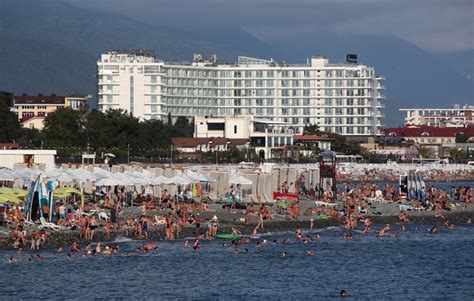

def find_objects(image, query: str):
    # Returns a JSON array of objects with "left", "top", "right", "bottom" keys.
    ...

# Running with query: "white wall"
[{"left": 0, "top": 150, "right": 57, "bottom": 170}]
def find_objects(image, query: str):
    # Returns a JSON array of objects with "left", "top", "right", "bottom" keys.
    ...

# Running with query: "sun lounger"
[
  {"left": 38, "top": 217, "right": 64, "bottom": 231},
  {"left": 314, "top": 201, "right": 338, "bottom": 207}
]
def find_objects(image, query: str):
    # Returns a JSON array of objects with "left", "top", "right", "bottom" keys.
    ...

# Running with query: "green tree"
[
  {"left": 42, "top": 107, "right": 85, "bottom": 153},
  {"left": 455, "top": 133, "right": 468, "bottom": 143},
  {"left": 303, "top": 123, "right": 322, "bottom": 135},
  {"left": 0, "top": 95, "right": 22, "bottom": 142}
]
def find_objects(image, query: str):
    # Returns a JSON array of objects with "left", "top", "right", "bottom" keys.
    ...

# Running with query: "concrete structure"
[
  {"left": 0, "top": 149, "right": 57, "bottom": 170},
  {"left": 11, "top": 93, "right": 91, "bottom": 129},
  {"left": 194, "top": 115, "right": 294, "bottom": 160},
  {"left": 293, "top": 135, "right": 334, "bottom": 158},
  {"left": 384, "top": 125, "right": 474, "bottom": 159},
  {"left": 400, "top": 105, "right": 474, "bottom": 128},
  {"left": 97, "top": 51, "right": 385, "bottom": 140}
]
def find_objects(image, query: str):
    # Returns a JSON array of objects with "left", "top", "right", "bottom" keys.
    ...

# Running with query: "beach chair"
[
  {"left": 153, "top": 215, "right": 166, "bottom": 226},
  {"left": 98, "top": 211, "right": 110, "bottom": 221},
  {"left": 38, "top": 217, "right": 64, "bottom": 231}
]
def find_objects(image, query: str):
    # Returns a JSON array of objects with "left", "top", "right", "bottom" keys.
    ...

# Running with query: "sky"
[{"left": 67, "top": 0, "right": 474, "bottom": 52}]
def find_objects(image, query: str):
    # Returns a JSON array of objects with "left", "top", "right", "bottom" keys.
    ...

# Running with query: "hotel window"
[
  {"left": 347, "top": 108, "right": 354, "bottom": 115},
  {"left": 256, "top": 71, "right": 263, "bottom": 78},
  {"left": 267, "top": 70, "right": 274, "bottom": 77},
  {"left": 282, "top": 90, "right": 289, "bottom": 97},
  {"left": 303, "top": 90, "right": 310, "bottom": 96},
  {"left": 256, "top": 99, "right": 264, "bottom": 106},
  {"left": 267, "top": 108, "right": 274, "bottom": 115},
  {"left": 267, "top": 99, "right": 274, "bottom": 106},
  {"left": 335, "top": 108, "right": 343, "bottom": 115},
  {"left": 281, "top": 80, "right": 289, "bottom": 87},
  {"left": 292, "top": 71, "right": 299, "bottom": 77},
  {"left": 292, "top": 80, "right": 299, "bottom": 87},
  {"left": 325, "top": 80, "right": 332, "bottom": 87},
  {"left": 266, "top": 80, "right": 274, "bottom": 87},
  {"left": 303, "top": 108, "right": 310, "bottom": 115},
  {"left": 336, "top": 117, "right": 343, "bottom": 124},
  {"left": 303, "top": 80, "right": 310, "bottom": 87},
  {"left": 151, "top": 76, "right": 157, "bottom": 84},
  {"left": 282, "top": 108, "right": 288, "bottom": 115},
  {"left": 304, "top": 70, "right": 310, "bottom": 77},
  {"left": 324, "top": 108, "right": 332, "bottom": 115},
  {"left": 293, "top": 108, "right": 299, "bottom": 115},
  {"left": 245, "top": 71, "right": 252, "bottom": 78},
  {"left": 335, "top": 127, "right": 343, "bottom": 134},
  {"left": 292, "top": 117, "right": 299, "bottom": 124},
  {"left": 282, "top": 71, "right": 289, "bottom": 77},
  {"left": 336, "top": 99, "right": 343, "bottom": 106},
  {"left": 347, "top": 117, "right": 354, "bottom": 124},
  {"left": 303, "top": 99, "right": 310, "bottom": 106},
  {"left": 256, "top": 108, "right": 263, "bottom": 115},
  {"left": 151, "top": 95, "right": 157, "bottom": 103},
  {"left": 293, "top": 99, "right": 300, "bottom": 106},
  {"left": 346, "top": 127, "right": 354, "bottom": 134},
  {"left": 282, "top": 99, "right": 289, "bottom": 106}
]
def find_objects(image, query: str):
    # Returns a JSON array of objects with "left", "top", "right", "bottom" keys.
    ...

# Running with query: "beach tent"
[{"left": 229, "top": 174, "right": 253, "bottom": 185}]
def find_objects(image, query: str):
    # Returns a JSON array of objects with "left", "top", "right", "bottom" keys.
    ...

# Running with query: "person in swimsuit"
[{"left": 89, "top": 216, "right": 98, "bottom": 241}]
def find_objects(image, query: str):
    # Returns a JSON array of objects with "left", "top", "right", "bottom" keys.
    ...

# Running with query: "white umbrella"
[
  {"left": 229, "top": 174, "right": 252, "bottom": 185},
  {"left": 0, "top": 169, "right": 14, "bottom": 181},
  {"left": 169, "top": 175, "right": 191, "bottom": 185},
  {"left": 93, "top": 168, "right": 112, "bottom": 180},
  {"left": 96, "top": 177, "right": 125, "bottom": 186},
  {"left": 57, "top": 172, "right": 74, "bottom": 183}
]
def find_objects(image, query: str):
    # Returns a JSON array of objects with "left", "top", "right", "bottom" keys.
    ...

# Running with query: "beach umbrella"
[
  {"left": 0, "top": 170, "right": 14, "bottom": 181},
  {"left": 0, "top": 193, "right": 23, "bottom": 204},
  {"left": 44, "top": 168, "right": 63, "bottom": 179},
  {"left": 0, "top": 187, "right": 28, "bottom": 197},
  {"left": 95, "top": 177, "right": 125, "bottom": 186},
  {"left": 169, "top": 175, "right": 192, "bottom": 185},
  {"left": 57, "top": 172, "right": 74, "bottom": 183},
  {"left": 229, "top": 174, "right": 252, "bottom": 185},
  {"left": 53, "top": 187, "right": 82, "bottom": 195}
]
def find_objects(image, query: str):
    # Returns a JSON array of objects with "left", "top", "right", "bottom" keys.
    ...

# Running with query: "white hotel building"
[{"left": 97, "top": 51, "right": 384, "bottom": 140}]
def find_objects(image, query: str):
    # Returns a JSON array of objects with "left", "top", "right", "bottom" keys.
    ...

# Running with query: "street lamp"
[
  {"left": 245, "top": 140, "right": 251, "bottom": 162},
  {"left": 226, "top": 139, "right": 231, "bottom": 163},
  {"left": 208, "top": 139, "right": 217, "bottom": 166}
]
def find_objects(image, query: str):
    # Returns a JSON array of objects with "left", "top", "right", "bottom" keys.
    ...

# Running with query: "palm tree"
[{"left": 416, "top": 145, "right": 431, "bottom": 160}]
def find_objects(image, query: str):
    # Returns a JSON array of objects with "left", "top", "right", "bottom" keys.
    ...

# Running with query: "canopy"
[
  {"left": 0, "top": 187, "right": 28, "bottom": 197},
  {"left": 0, "top": 169, "right": 14, "bottom": 181},
  {"left": 95, "top": 177, "right": 126, "bottom": 186},
  {"left": 53, "top": 187, "right": 82, "bottom": 195},
  {"left": 229, "top": 174, "right": 253, "bottom": 185},
  {"left": 0, "top": 193, "right": 23, "bottom": 204}
]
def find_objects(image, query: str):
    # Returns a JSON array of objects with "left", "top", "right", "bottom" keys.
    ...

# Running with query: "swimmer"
[
  {"left": 429, "top": 226, "right": 439, "bottom": 234},
  {"left": 303, "top": 235, "right": 312, "bottom": 244},
  {"left": 280, "top": 251, "right": 288, "bottom": 259},
  {"left": 65, "top": 253, "right": 72, "bottom": 259},
  {"left": 56, "top": 247, "right": 63, "bottom": 253},
  {"left": 95, "top": 242, "right": 102, "bottom": 254},
  {"left": 193, "top": 239, "right": 200, "bottom": 250},
  {"left": 444, "top": 221, "right": 455, "bottom": 230},
  {"left": 233, "top": 249, "right": 238, "bottom": 254},
  {"left": 36, "top": 254, "right": 43, "bottom": 261},
  {"left": 283, "top": 238, "right": 290, "bottom": 244},
  {"left": 71, "top": 242, "right": 80, "bottom": 253},
  {"left": 310, "top": 218, "right": 314, "bottom": 230},
  {"left": 17, "top": 248, "right": 22, "bottom": 254},
  {"left": 306, "top": 249, "right": 314, "bottom": 256},
  {"left": 467, "top": 218, "right": 472, "bottom": 224},
  {"left": 136, "top": 247, "right": 143, "bottom": 254},
  {"left": 184, "top": 240, "right": 189, "bottom": 248},
  {"left": 144, "top": 242, "right": 157, "bottom": 252},
  {"left": 295, "top": 227, "right": 302, "bottom": 240},
  {"left": 102, "top": 246, "right": 113, "bottom": 255},
  {"left": 223, "top": 242, "right": 228, "bottom": 247},
  {"left": 343, "top": 232, "right": 352, "bottom": 240},
  {"left": 316, "top": 233, "right": 321, "bottom": 239},
  {"left": 242, "top": 248, "right": 249, "bottom": 254},
  {"left": 27, "top": 255, "right": 34, "bottom": 262},
  {"left": 256, "top": 241, "right": 262, "bottom": 248},
  {"left": 127, "top": 252, "right": 132, "bottom": 257},
  {"left": 272, "top": 239, "right": 277, "bottom": 245},
  {"left": 400, "top": 225, "right": 406, "bottom": 231},
  {"left": 340, "top": 289, "right": 347, "bottom": 297},
  {"left": 9, "top": 256, "right": 17, "bottom": 263}
]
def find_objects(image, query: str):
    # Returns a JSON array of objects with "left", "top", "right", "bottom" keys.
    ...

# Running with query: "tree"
[
  {"left": 0, "top": 95, "right": 22, "bottom": 142},
  {"left": 42, "top": 107, "right": 85, "bottom": 153},
  {"left": 303, "top": 123, "right": 322, "bottom": 136},
  {"left": 455, "top": 133, "right": 468, "bottom": 143},
  {"left": 416, "top": 145, "right": 431, "bottom": 159}
]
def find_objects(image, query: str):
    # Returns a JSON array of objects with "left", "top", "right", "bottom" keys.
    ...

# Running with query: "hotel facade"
[{"left": 97, "top": 51, "right": 384, "bottom": 140}]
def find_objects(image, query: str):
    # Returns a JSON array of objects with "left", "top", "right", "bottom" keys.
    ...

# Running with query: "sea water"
[{"left": 1, "top": 223, "right": 473, "bottom": 299}]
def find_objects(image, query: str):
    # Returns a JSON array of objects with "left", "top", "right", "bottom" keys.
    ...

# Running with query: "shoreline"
[{"left": 1, "top": 209, "right": 472, "bottom": 251}]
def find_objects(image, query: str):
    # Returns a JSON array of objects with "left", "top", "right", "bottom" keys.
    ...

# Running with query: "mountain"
[
  {"left": 0, "top": 0, "right": 276, "bottom": 95},
  {"left": 0, "top": 36, "right": 96, "bottom": 95},
  {"left": 0, "top": 0, "right": 472, "bottom": 127}
]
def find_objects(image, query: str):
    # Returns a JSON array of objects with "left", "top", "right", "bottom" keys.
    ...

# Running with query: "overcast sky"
[{"left": 68, "top": 0, "right": 473, "bottom": 52}]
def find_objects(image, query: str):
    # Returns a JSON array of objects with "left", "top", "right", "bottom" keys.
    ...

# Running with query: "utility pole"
[{"left": 127, "top": 143, "right": 130, "bottom": 164}]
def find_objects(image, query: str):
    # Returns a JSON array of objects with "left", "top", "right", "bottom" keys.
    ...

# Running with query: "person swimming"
[
  {"left": 429, "top": 226, "right": 439, "bottom": 234},
  {"left": 280, "top": 252, "right": 288, "bottom": 259},
  {"left": 339, "top": 289, "right": 347, "bottom": 297},
  {"left": 184, "top": 240, "right": 189, "bottom": 248},
  {"left": 306, "top": 249, "right": 314, "bottom": 256}
]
